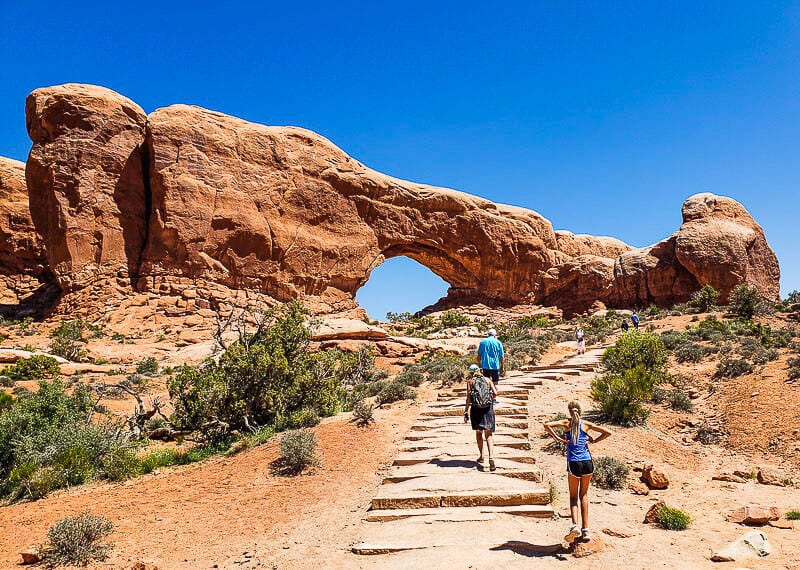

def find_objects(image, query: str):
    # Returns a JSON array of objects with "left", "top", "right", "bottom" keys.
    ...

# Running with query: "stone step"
[
  {"left": 365, "top": 504, "right": 554, "bottom": 522},
  {"left": 382, "top": 461, "right": 541, "bottom": 484},
  {"left": 399, "top": 440, "right": 531, "bottom": 453},
  {"left": 352, "top": 515, "right": 558, "bottom": 557},
  {"left": 371, "top": 488, "right": 550, "bottom": 510},
  {"left": 404, "top": 430, "right": 528, "bottom": 441},
  {"left": 420, "top": 406, "right": 527, "bottom": 417},
  {"left": 393, "top": 449, "right": 536, "bottom": 466}
]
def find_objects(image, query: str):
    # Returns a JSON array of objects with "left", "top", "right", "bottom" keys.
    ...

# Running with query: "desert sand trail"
[{"left": 351, "top": 349, "right": 605, "bottom": 567}]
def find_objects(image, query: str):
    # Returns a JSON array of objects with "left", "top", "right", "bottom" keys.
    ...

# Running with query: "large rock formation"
[
  {"left": 25, "top": 84, "right": 149, "bottom": 290},
  {"left": 0, "top": 157, "right": 49, "bottom": 304},
  {"left": 11, "top": 84, "right": 780, "bottom": 316}
]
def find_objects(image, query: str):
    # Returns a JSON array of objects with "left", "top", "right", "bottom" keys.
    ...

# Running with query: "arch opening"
[{"left": 355, "top": 256, "right": 450, "bottom": 320}]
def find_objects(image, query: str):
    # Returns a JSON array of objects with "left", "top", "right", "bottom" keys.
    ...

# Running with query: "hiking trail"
[{"left": 352, "top": 348, "right": 605, "bottom": 565}]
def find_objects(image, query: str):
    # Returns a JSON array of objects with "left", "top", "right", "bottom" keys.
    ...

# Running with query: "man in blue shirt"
[{"left": 477, "top": 328, "right": 505, "bottom": 387}]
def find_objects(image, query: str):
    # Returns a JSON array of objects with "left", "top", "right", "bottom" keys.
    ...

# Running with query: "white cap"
[
  {"left": 469, "top": 364, "right": 479, "bottom": 372},
  {"left": 487, "top": 328, "right": 497, "bottom": 336}
]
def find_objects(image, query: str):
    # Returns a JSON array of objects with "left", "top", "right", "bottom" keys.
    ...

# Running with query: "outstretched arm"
[
  {"left": 543, "top": 419, "right": 569, "bottom": 443},
  {"left": 584, "top": 421, "right": 612, "bottom": 444},
  {"left": 464, "top": 380, "right": 472, "bottom": 415}
]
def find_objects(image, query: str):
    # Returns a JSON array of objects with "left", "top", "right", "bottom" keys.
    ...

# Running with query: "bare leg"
[
  {"left": 483, "top": 429, "right": 494, "bottom": 459},
  {"left": 475, "top": 430, "right": 484, "bottom": 461},
  {"left": 568, "top": 473, "right": 580, "bottom": 525},
  {"left": 579, "top": 474, "right": 592, "bottom": 529}
]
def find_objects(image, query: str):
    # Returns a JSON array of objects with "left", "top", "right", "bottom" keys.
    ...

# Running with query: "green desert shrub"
[
  {"left": 39, "top": 512, "right": 114, "bottom": 567},
  {"left": 2, "top": 355, "right": 61, "bottom": 382},
  {"left": 689, "top": 285, "right": 720, "bottom": 312},
  {"left": 655, "top": 505, "right": 692, "bottom": 530},
  {"left": 715, "top": 358, "right": 754, "bottom": 378},
  {"left": 352, "top": 398, "right": 375, "bottom": 425},
  {"left": 788, "top": 357, "right": 800, "bottom": 380},
  {"left": 591, "top": 365, "right": 658, "bottom": 425},
  {"left": 440, "top": 310, "right": 471, "bottom": 328},
  {"left": 728, "top": 284, "right": 771, "bottom": 319},
  {"left": 49, "top": 319, "right": 88, "bottom": 362},
  {"left": 284, "top": 408, "right": 321, "bottom": 430},
  {"left": 278, "top": 429, "right": 319, "bottom": 474},
  {"left": 0, "top": 391, "right": 12, "bottom": 412},
  {"left": 602, "top": 331, "right": 668, "bottom": 375},
  {"left": 666, "top": 390, "right": 693, "bottom": 412},
  {"left": 673, "top": 342, "right": 708, "bottom": 363},
  {"left": 376, "top": 380, "right": 416, "bottom": 405},
  {"left": 785, "top": 510, "right": 800, "bottom": 520},
  {"left": 168, "top": 302, "right": 360, "bottom": 440},
  {"left": 695, "top": 422, "right": 723, "bottom": 445},
  {"left": 0, "top": 380, "right": 134, "bottom": 500},
  {"left": 135, "top": 357, "right": 159, "bottom": 376},
  {"left": 592, "top": 456, "right": 629, "bottom": 489}
]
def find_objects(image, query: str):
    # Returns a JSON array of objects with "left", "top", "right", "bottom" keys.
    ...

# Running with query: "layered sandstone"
[
  {"left": 25, "top": 84, "right": 149, "bottom": 290},
  {"left": 14, "top": 84, "right": 780, "bottom": 316},
  {"left": 0, "top": 157, "right": 49, "bottom": 304}
]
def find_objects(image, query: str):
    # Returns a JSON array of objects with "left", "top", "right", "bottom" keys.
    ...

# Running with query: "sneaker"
[
  {"left": 488, "top": 458, "right": 496, "bottom": 471},
  {"left": 564, "top": 525, "right": 581, "bottom": 543},
  {"left": 581, "top": 528, "right": 591, "bottom": 541}
]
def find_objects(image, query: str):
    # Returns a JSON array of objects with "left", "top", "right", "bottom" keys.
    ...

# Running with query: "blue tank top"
[{"left": 566, "top": 420, "right": 592, "bottom": 462}]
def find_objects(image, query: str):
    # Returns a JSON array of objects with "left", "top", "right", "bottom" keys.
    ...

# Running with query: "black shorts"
[
  {"left": 567, "top": 460, "right": 595, "bottom": 477},
  {"left": 482, "top": 369, "right": 500, "bottom": 383}
]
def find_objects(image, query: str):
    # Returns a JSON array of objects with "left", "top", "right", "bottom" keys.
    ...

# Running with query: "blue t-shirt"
[{"left": 477, "top": 336, "right": 504, "bottom": 370}]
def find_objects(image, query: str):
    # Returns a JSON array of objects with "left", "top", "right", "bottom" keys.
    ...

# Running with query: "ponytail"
[{"left": 568, "top": 401, "right": 582, "bottom": 442}]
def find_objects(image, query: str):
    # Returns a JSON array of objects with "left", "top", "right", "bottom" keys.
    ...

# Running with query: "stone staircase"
[{"left": 352, "top": 349, "right": 604, "bottom": 562}]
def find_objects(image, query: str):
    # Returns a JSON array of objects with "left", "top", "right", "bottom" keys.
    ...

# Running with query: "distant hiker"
[
  {"left": 477, "top": 328, "right": 505, "bottom": 389},
  {"left": 464, "top": 364, "right": 498, "bottom": 471},
  {"left": 631, "top": 312, "right": 640, "bottom": 330},
  {"left": 575, "top": 327, "right": 585, "bottom": 355},
  {"left": 544, "top": 401, "right": 612, "bottom": 544},
  {"left": 621, "top": 319, "right": 629, "bottom": 332}
]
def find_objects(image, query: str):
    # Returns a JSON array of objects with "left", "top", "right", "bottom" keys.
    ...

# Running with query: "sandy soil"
[{"left": 2, "top": 311, "right": 800, "bottom": 568}]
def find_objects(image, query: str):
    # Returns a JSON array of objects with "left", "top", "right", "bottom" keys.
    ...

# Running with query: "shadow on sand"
[{"left": 490, "top": 541, "right": 566, "bottom": 559}]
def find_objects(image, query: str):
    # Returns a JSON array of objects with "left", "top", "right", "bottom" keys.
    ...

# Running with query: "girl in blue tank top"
[{"left": 544, "top": 401, "right": 612, "bottom": 544}]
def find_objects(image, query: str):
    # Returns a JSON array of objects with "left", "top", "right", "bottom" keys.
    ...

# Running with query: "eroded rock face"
[
  {"left": 140, "top": 104, "right": 557, "bottom": 306},
  {"left": 25, "top": 83, "right": 148, "bottom": 291},
  {"left": 18, "top": 84, "right": 781, "bottom": 316},
  {"left": 675, "top": 193, "right": 780, "bottom": 302},
  {"left": 0, "top": 157, "right": 49, "bottom": 303}
]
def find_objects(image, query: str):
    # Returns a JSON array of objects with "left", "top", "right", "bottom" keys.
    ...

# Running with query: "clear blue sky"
[{"left": 2, "top": 1, "right": 798, "bottom": 319}]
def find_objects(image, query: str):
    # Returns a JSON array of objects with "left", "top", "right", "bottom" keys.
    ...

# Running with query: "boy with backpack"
[{"left": 464, "top": 364, "right": 498, "bottom": 470}]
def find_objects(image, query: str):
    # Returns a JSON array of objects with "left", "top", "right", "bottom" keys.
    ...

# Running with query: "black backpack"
[{"left": 470, "top": 374, "right": 493, "bottom": 408}]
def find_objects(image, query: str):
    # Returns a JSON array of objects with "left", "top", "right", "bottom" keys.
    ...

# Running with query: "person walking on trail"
[
  {"left": 631, "top": 312, "right": 640, "bottom": 330},
  {"left": 621, "top": 319, "right": 629, "bottom": 333},
  {"left": 477, "top": 328, "right": 505, "bottom": 388},
  {"left": 464, "top": 364, "right": 498, "bottom": 471},
  {"left": 575, "top": 326, "right": 586, "bottom": 355},
  {"left": 544, "top": 401, "right": 612, "bottom": 543}
]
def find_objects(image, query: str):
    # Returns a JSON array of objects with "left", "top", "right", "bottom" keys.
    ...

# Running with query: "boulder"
[
  {"left": 711, "top": 530, "right": 771, "bottom": 562},
  {"left": 628, "top": 480, "right": 650, "bottom": 495},
  {"left": 19, "top": 549, "right": 41, "bottom": 565},
  {"left": 675, "top": 193, "right": 780, "bottom": 302},
  {"left": 727, "top": 505, "right": 781, "bottom": 525},
  {"left": 312, "top": 319, "right": 389, "bottom": 341},
  {"left": 756, "top": 469, "right": 785, "bottom": 487},
  {"left": 713, "top": 472, "right": 747, "bottom": 484},
  {"left": 641, "top": 465, "right": 669, "bottom": 489},
  {"left": 570, "top": 537, "right": 607, "bottom": 558},
  {"left": 643, "top": 500, "right": 666, "bottom": 524}
]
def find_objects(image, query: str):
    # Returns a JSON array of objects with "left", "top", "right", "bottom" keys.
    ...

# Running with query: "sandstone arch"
[{"left": 17, "top": 84, "right": 780, "bottom": 316}]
